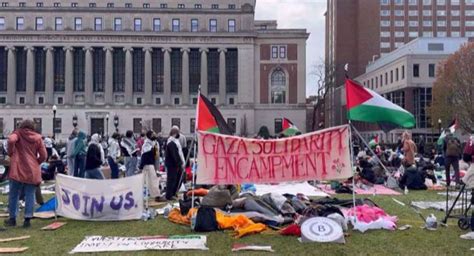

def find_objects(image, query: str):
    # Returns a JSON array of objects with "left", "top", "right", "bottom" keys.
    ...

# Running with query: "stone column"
[
  {"left": 25, "top": 46, "right": 35, "bottom": 105},
  {"left": 104, "top": 47, "right": 113, "bottom": 105},
  {"left": 64, "top": 47, "right": 74, "bottom": 105},
  {"left": 44, "top": 47, "right": 54, "bottom": 105},
  {"left": 124, "top": 47, "right": 133, "bottom": 105},
  {"left": 181, "top": 48, "right": 190, "bottom": 105},
  {"left": 6, "top": 46, "right": 16, "bottom": 104},
  {"left": 144, "top": 47, "right": 153, "bottom": 105},
  {"left": 200, "top": 48, "right": 208, "bottom": 95},
  {"left": 84, "top": 47, "right": 93, "bottom": 105},
  {"left": 218, "top": 48, "right": 227, "bottom": 105},
  {"left": 162, "top": 48, "right": 171, "bottom": 105}
]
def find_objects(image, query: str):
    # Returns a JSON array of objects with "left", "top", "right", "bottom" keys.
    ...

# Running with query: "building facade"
[
  {"left": 325, "top": 0, "right": 474, "bottom": 127},
  {"left": 351, "top": 37, "right": 467, "bottom": 143},
  {"left": 0, "top": 0, "right": 309, "bottom": 141}
]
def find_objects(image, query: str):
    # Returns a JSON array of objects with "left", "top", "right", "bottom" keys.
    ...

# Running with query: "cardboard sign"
[
  {"left": 55, "top": 174, "right": 144, "bottom": 221},
  {"left": 300, "top": 217, "right": 345, "bottom": 244},
  {"left": 196, "top": 125, "right": 352, "bottom": 184},
  {"left": 41, "top": 222, "right": 66, "bottom": 231},
  {"left": 0, "top": 236, "right": 30, "bottom": 243},
  {"left": 0, "top": 247, "right": 28, "bottom": 253},
  {"left": 70, "top": 235, "right": 208, "bottom": 253}
]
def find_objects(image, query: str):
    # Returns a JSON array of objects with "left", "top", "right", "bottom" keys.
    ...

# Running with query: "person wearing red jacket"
[
  {"left": 5, "top": 120, "right": 47, "bottom": 229},
  {"left": 464, "top": 135, "right": 474, "bottom": 161}
]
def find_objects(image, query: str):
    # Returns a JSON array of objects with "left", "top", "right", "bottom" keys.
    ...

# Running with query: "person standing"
[
  {"left": 173, "top": 126, "right": 188, "bottom": 167},
  {"left": 107, "top": 133, "right": 121, "bottom": 179},
  {"left": 121, "top": 130, "right": 138, "bottom": 177},
  {"left": 444, "top": 131, "right": 462, "bottom": 187},
  {"left": 402, "top": 131, "right": 417, "bottom": 167},
  {"left": 140, "top": 131, "right": 161, "bottom": 198},
  {"left": 136, "top": 132, "right": 145, "bottom": 154},
  {"left": 5, "top": 120, "right": 47, "bottom": 228},
  {"left": 43, "top": 136, "right": 54, "bottom": 161},
  {"left": 85, "top": 134, "right": 105, "bottom": 179},
  {"left": 418, "top": 135, "right": 425, "bottom": 157},
  {"left": 463, "top": 135, "right": 474, "bottom": 161},
  {"left": 71, "top": 131, "right": 87, "bottom": 178},
  {"left": 165, "top": 127, "right": 185, "bottom": 200},
  {"left": 66, "top": 130, "right": 78, "bottom": 176}
]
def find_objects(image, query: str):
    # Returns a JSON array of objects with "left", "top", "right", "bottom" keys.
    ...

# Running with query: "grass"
[{"left": 0, "top": 190, "right": 472, "bottom": 255}]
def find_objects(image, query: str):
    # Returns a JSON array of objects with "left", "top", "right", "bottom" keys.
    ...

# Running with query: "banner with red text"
[{"left": 196, "top": 125, "right": 352, "bottom": 184}]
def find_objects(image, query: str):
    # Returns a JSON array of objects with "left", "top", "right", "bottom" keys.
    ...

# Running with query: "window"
[
  {"left": 209, "top": 19, "right": 217, "bottom": 32},
  {"left": 395, "top": 31, "right": 404, "bottom": 37},
  {"left": 396, "top": 68, "right": 399, "bottom": 81},
  {"left": 451, "top": 10, "right": 460, "bottom": 16},
  {"left": 53, "top": 47, "right": 65, "bottom": 92},
  {"left": 409, "top": 0, "right": 418, "bottom": 5},
  {"left": 172, "top": 19, "right": 180, "bottom": 32},
  {"left": 395, "top": 10, "right": 404, "bottom": 16},
  {"left": 73, "top": 47, "right": 85, "bottom": 92},
  {"left": 107, "top": 3, "right": 114, "bottom": 8},
  {"left": 75, "top": 17, "right": 82, "bottom": 31},
  {"left": 428, "top": 64, "right": 435, "bottom": 77},
  {"left": 125, "top": 3, "right": 132, "bottom": 8},
  {"left": 423, "top": 10, "right": 432, "bottom": 16},
  {"left": 451, "top": 31, "right": 460, "bottom": 37},
  {"left": 390, "top": 70, "right": 393, "bottom": 83},
  {"left": 143, "top": 3, "right": 150, "bottom": 8},
  {"left": 228, "top": 19, "right": 236, "bottom": 32},
  {"left": 437, "top": 31, "right": 447, "bottom": 37},
  {"left": 409, "top": 10, "right": 418, "bottom": 16},
  {"left": 16, "top": 47, "right": 26, "bottom": 92},
  {"left": 381, "top": 31, "right": 390, "bottom": 37},
  {"left": 152, "top": 48, "right": 164, "bottom": 93},
  {"left": 34, "top": 47, "right": 45, "bottom": 92},
  {"left": 95, "top": 18, "right": 102, "bottom": 31},
  {"left": 409, "top": 21, "right": 419, "bottom": 27},
  {"left": 402, "top": 65, "right": 405, "bottom": 80},
  {"left": 174, "top": 97, "right": 180, "bottom": 105},
  {"left": 195, "top": 4, "right": 202, "bottom": 8},
  {"left": 160, "top": 3, "right": 168, "bottom": 8},
  {"left": 385, "top": 73, "right": 388, "bottom": 85},
  {"left": 71, "top": 2, "right": 78, "bottom": 7},
  {"left": 134, "top": 18, "right": 142, "bottom": 31},
  {"left": 207, "top": 49, "right": 219, "bottom": 93},
  {"left": 395, "top": 42, "right": 404, "bottom": 48},
  {"left": 436, "top": 10, "right": 446, "bottom": 16},
  {"left": 229, "top": 97, "right": 235, "bottom": 105},
  {"left": 54, "top": 118, "right": 62, "bottom": 134},
  {"left": 395, "top": 0, "right": 403, "bottom": 5},
  {"left": 229, "top": 4, "right": 236, "bottom": 9},
  {"left": 226, "top": 49, "right": 238, "bottom": 93},
  {"left": 170, "top": 49, "right": 182, "bottom": 93},
  {"left": 55, "top": 17, "right": 63, "bottom": 30},
  {"left": 14, "top": 118, "right": 23, "bottom": 130},
  {"left": 0, "top": 97, "right": 5, "bottom": 104},
  {"left": 16, "top": 17, "right": 24, "bottom": 30},
  {"left": 394, "top": 20, "right": 404, "bottom": 26},
  {"left": 171, "top": 118, "right": 180, "bottom": 128},
  {"left": 423, "top": 20, "right": 432, "bottom": 26},
  {"left": 137, "top": 98, "right": 144, "bottom": 105},
  {"left": 227, "top": 118, "right": 236, "bottom": 134},
  {"left": 152, "top": 118, "right": 162, "bottom": 133},
  {"left": 38, "top": 96, "right": 44, "bottom": 104},
  {"left": 191, "top": 19, "right": 199, "bottom": 32},
  {"left": 89, "top": 3, "right": 96, "bottom": 7},
  {"left": 451, "top": 0, "right": 460, "bottom": 4},
  {"left": 279, "top": 46, "right": 286, "bottom": 59},
  {"left": 93, "top": 47, "right": 105, "bottom": 92},
  {"left": 413, "top": 64, "right": 420, "bottom": 77},
  {"left": 381, "top": 20, "right": 390, "bottom": 27},
  {"left": 409, "top": 31, "right": 419, "bottom": 37},
  {"left": 381, "top": 0, "right": 389, "bottom": 5},
  {"left": 271, "top": 46, "right": 278, "bottom": 59},
  {"left": 133, "top": 118, "right": 142, "bottom": 134},
  {"left": 437, "top": 0, "right": 445, "bottom": 5},
  {"left": 132, "top": 48, "right": 144, "bottom": 92},
  {"left": 381, "top": 42, "right": 390, "bottom": 48},
  {"left": 437, "top": 20, "right": 446, "bottom": 26},
  {"left": 271, "top": 68, "right": 286, "bottom": 104},
  {"left": 192, "top": 97, "right": 197, "bottom": 104},
  {"left": 189, "top": 49, "right": 201, "bottom": 93},
  {"left": 423, "top": 31, "right": 433, "bottom": 37},
  {"left": 53, "top": 2, "right": 60, "bottom": 7},
  {"left": 153, "top": 19, "right": 161, "bottom": 31},
  {"left": 451, "top": 20, "right": 460, "bottom": 27},
  {"left": 414, "top": 88, "right": 432, "bottom": 129},
  {"left": 274, "top": 118, "right": 283, "bottom": 134},
  {"left": 18, "top": 2, "right": 25, "bottom": 7},
  {"left": 113, "top": 48, "right": 125, "bottom": 92},
  {"left": 466, "top": 20, "right": 474, "bottom": 26},
  {"left": 0, "top": 17, "right": 4, "bottom": 30},
  {"left": 423, "top": 0, "right": 431, "bottom": 4},
  {"left": 381, "top": 10, "right": 390, "bottom": 16},
  {"left": 36, "top": 17, "right": 44, "bottom": 30},
  {"left": 37, "top": 2, "right": 43, "bottom": 7},
  {"left": 178, "top": 4, "right": 185, "bottom": 8},
  {"left": 211, "top": 4, "right": 219, "bottom": 9},
  {"left": 114, "top": 18, "right": 122, "bottom": 31},
  {"left": 155, "top": 97, "right": 161, "bottom": 105},
  {"left": 1, "top": 2, "right": 8, "bottom": 7}
]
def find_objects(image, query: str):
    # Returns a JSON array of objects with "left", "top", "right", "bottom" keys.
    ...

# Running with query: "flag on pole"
[
  {"left": 282, "top": 118, "right": 300, "bottom": 136},
  {"left": 196, "top": 93, "right": 233, "bottom": 135},
  {"left": 437, "top": 119, "right": 458, "bottom": 146},
  {"left": 345, "top": 79, "right": 415, "bottom": 128}
]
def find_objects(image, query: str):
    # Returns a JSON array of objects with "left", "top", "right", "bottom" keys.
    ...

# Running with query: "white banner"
[
  {"left": 70, "top": 235, "right": 208, "bottom": 253},
  {"left": 55, "top": 174, "right": 144, "bottom": 221}
]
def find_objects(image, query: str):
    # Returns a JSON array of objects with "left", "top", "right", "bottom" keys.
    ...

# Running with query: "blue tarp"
[{"left": 35, "top": 197, "right": 56, "bottom": 212}]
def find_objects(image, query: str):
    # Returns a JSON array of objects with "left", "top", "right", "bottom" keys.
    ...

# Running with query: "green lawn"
[{"left": 0, "top": 190, "right": 472, "bottom": 255}]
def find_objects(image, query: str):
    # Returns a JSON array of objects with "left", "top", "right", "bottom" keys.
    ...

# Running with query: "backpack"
[
  {"left": 193, "top": 207, "right": 218, "bottom": 232},
  {"left": 446, "top": 138, "right": 460, "bottom": 157}
]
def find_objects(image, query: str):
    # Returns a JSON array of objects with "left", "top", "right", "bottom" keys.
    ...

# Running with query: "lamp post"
[
  {"left": 438, "top": 118, "right": 442, "bottom": 134},
  {"left": 114, "top": 114, "right": 119, "bottom": 133},
  {"left": 106, "top": 114, "right": 109, "bottom": 139},
  {"left": 72, "top": 114, "right": 78, "bottom": 129},
  {"left": 52, "top": 105, "right": 57, "bottom": 140}
]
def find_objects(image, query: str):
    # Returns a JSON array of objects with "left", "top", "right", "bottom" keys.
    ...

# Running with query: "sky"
[{"left": 255, "top": 0, "right": 327, "bottom": 96}]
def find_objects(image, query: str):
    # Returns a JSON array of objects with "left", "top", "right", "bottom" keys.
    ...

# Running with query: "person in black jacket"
[
  {"left": 165, "top": 127, "right": 185, "bottom": 200},
  {"left": 140, "top": 130, "right": 161, "bottom": 198},
  {"left": 84, "top": 143, "right": 105, "bottom": 179}
]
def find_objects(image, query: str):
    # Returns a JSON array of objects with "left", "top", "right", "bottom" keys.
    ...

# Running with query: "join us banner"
[
  {"left": 55, "top": 174, "right": 144, "bottom": 221},
  {"left": 196, "top": 125, "right": 352, "bottom": 185}
]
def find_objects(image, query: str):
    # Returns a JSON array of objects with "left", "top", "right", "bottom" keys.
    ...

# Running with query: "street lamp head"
[
  {"left": 438, "top": 119, "right": 442, "bottom": 124},
  {"left": 114, "top": 115, "right": 119, "bottom": 126},
  {"left": 52, "top": 105, "right": 57, "bottom": 112},
  {"left": 106, "top": 114, "right": 109, "bottom": 120}
]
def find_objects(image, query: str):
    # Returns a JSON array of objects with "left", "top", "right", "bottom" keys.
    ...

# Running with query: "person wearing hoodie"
[
  {"left": 5, "top": 120, "right": 47, "bottom": 229},
  {"left": 85, "top": 134, "right": 105, "bottom": 179},
  {"left": 464, "top": 135, "right": 474, "bottom": 161},
  {"left": 121, "top": 130, "right": 138, "bottom": 177},
  {"left": 71, "top": 131, "right": 87, "bottom": 178},
  {"left": 165, "top": 127, "right": 185, "bottom": 200},
  {"left": 139, "top": 130, "right": 161, "bottom": 198},
  {"left": 66, "top": 130, "right": 78, "bottom": 176},
  {"left": 107, "top": 133, "right": 121, "bottom": 179}
]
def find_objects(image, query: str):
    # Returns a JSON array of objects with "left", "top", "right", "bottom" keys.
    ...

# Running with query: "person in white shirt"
[{"left": 107, "top": 133, "right": 121, "bottom": 179}]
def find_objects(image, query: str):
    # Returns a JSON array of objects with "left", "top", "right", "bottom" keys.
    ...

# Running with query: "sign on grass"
[
  {"left": 55, "top": 174, "right": 144, "bottom": 221},
  {"left": 70, "top": 235, "right": 208, "bottom": 253},
  {"left": 196, "top": 125, "right": 352, "bottom": 184}
]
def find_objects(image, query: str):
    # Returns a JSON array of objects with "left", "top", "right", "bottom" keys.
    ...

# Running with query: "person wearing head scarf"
[
  {"left": 165, "top": 127, "right": 185, "bottom": 200},
  {"left": 121, "top": 130, "right": 138, "bottom": 177},
  {"left": 5, "top": 120, "right": 47, "bottom": 229},
  {"left": 140, "top": 130, "right": 161, "bottom": 198},
  {"left": 66, "top": 130, "right": 78, "bottom": 176},
  {"left": 71, "top": 131, "right": 87, "bottom": 178},
  {"left": 84, "top": 134, "right": 105, "bottom": 179},
  {"left": 107, "top": 133, "right": 121, "bottom": 179}
]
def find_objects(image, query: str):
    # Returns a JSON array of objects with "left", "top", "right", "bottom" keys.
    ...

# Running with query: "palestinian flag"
[
  {"left": 196, "top": 93, "right": 233, "bottom": 135},
  {"left": 437, "top": 119, "right": 458, "bottom": 146},
  {"left": 282, "top": 118, "right": 300, "bottom": 136},
  {"left": 368, "top": 135, "right": 379, "bottom": 148},
  {"left": 345, "top": 79, "right": 415, "bottom": 128}
]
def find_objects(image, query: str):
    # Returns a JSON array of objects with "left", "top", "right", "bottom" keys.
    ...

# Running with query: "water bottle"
[
  {"left": 404, "top": 186, "right": 409, "bottom": 195},
  {"left": 191, "top": 211, "right": 197, "bottom": 231}
]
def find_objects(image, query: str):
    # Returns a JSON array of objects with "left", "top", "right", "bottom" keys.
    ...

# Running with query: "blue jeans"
[
  {"left": 108, "top": 156, "right": 119, "bottom": 179},
  {"left": 124, "top": 157, "right": 137, "bottom": 177},
  {"left": 74, "top": 154, "right": 86, "bottom": 178},
  {"left": 85, "top": 168, "right": 105, "bottom": 179},
  {"left": 8, "top": 180, "right": 36, "bottom": 219}
]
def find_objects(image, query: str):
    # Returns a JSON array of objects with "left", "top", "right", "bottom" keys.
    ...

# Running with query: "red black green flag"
[{"left": 196, "top": 93, "right": 233, "bottom": 135}]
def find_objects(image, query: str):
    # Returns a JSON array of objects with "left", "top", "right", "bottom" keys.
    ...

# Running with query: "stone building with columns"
[{"left": 0, "top": 0, "right": 308, "bottom": 141}]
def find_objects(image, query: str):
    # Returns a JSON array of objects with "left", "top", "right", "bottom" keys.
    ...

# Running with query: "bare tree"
[{"left": 309, "top": 59, "right": 335, "bottom": 131}]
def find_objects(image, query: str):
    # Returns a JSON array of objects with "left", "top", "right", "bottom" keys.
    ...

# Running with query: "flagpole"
[
  {"left": 190, "top": 85, "right": 202, "bottom": 209},
  {"left": 345, "top": 64, "right": 358, "bottom": 223}
]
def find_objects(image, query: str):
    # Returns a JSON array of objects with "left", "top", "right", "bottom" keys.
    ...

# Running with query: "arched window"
[{"left": 271, "top": 68, "right": 286, "bottom": 104}]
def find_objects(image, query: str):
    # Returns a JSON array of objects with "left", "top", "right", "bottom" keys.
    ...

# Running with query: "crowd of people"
[{"left": 0, "top": 119, "right": 191, "bottom": 229}]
